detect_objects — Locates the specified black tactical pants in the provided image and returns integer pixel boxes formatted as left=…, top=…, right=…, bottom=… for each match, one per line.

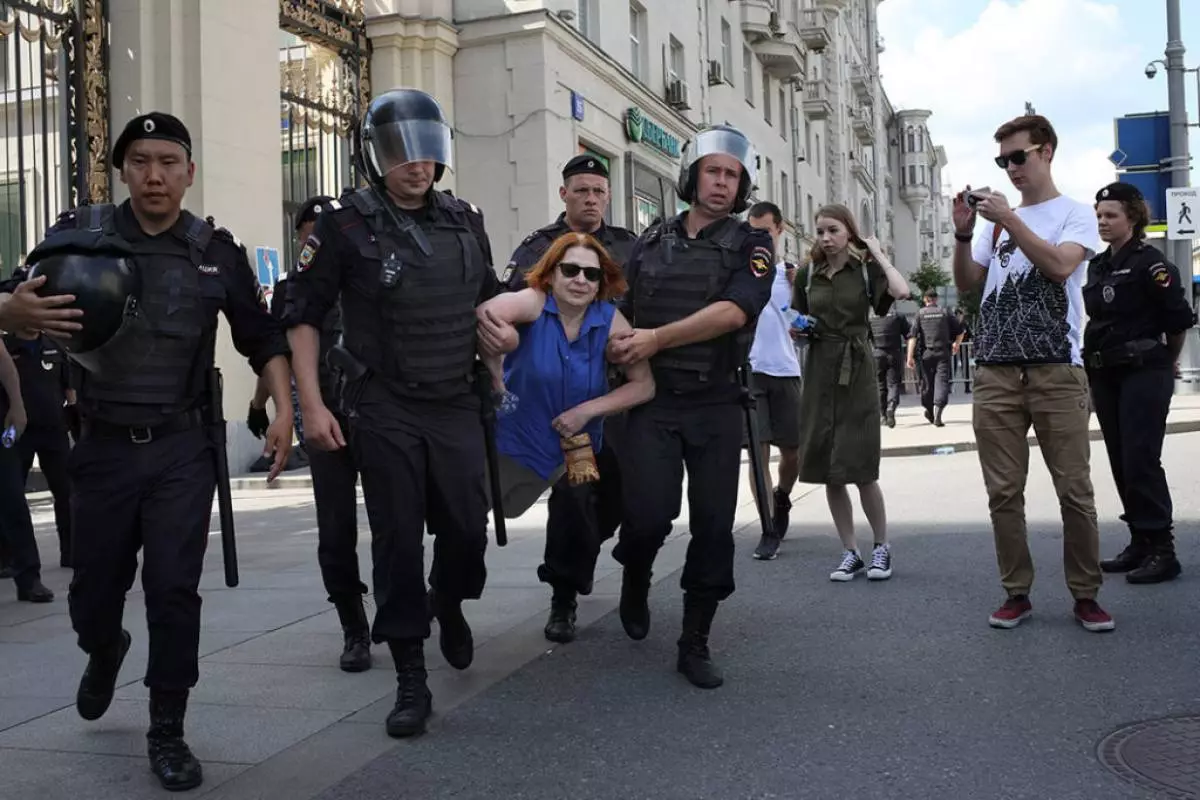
left=68, top=426, right=214, bottom=690
left=538, top=413, right=625, bottom=596
left=308, top=412, right=366, bottom=602
left=920, top=353, right=951, bottom=410
left=614, top=398, right=741, bottom=601
left=875, top=350, right=903, bottom=414
left=18, top=425, right=72, bottom=564
left=1088, top=365, right=1175, bottom=532
left=0, top=440, right=43, bottom=591
left=351, top=380, right=489, bottom=643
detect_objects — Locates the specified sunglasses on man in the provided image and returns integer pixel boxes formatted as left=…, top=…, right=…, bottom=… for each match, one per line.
left=558, top=262, right=602, bottom=283
left=994, top=144, right=1042, bottom=169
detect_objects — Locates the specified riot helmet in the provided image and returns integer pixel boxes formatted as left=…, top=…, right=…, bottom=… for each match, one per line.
left=676, top=124, right=758, bottom=213
left=360, top=89, right=454, bottom=184
left=23, top=248, right=140, bottom=374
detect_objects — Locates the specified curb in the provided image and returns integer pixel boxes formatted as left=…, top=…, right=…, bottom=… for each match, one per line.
left=23, top=420, right=1200, bottom=495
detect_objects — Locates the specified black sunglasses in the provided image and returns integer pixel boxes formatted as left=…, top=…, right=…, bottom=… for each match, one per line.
left=558, top=262, right=602, bottom=283
left=994, top=145, right=1041, bottom=169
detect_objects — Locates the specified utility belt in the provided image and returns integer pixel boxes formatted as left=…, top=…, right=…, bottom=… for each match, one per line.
left=655, top=366, right=738, bottom=395
left=80, top=408, right=206, bottom=444
left=1085, top=338, right=1165, bottom=370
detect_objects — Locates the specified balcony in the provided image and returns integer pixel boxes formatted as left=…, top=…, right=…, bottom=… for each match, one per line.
left=801, top=78, right=833, bottom=121
left=850, top=64, right=874, bottom=103
left=817, top=0, right=850, bottom=10
left=850, top=148, right=875, bottom=192
left=851, top=105, right=874, bottom=144
left=755, top=35, right=804, bottom=79
left=740, top=0, right=776, bottom=43
left=798, top=7, right=832, bottom=52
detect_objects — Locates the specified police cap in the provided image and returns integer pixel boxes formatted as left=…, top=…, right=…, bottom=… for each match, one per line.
left=1096, top=182, right=1143, bottom=205
left=113, top=112, right=193, bottom=169
left=562, top=154, right=609, bottom=182
left=294, top=195, right=335, bottom=231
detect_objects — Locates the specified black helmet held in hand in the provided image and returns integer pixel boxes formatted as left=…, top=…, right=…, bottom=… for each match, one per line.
left=360, top=88, right=454, bottom=184
left=24, top=252, right=140, bottom=370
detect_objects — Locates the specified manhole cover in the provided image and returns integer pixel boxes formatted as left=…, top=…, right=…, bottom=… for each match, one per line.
left=1098, top=716, right=1200, bottom=798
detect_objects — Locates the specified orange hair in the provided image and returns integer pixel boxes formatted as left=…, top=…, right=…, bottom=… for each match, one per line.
left=520, top=231, right=628, bottom=301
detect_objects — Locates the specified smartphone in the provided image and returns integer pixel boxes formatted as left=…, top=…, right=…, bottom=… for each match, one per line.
left=965, top=187, right=992, bottom=208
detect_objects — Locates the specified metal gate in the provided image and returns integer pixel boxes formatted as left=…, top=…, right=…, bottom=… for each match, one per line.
left=0, top=0, right=109, bottom=278
left=278, top=0, right=370, bottom=270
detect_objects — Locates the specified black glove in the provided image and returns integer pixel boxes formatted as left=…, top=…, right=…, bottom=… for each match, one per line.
left=247, top=403, right=270, bottom=438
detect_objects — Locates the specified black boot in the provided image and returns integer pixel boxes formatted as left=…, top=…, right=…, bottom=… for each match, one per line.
left=333, top=596, right=372, bottom=673
left=76, top=629, right=132, bottom=721
left=772, top=488, right=793, bottom=540
left=1101, top=532, right=1149, bottom=573
left=1127, top=530, right=1182, bottom=584
left=885, top=408, right=896, bottom=428
left=676, top=594, right=723, bottom=689
left=385, top=639, right=432, bottom=738
left=924, top=407, right=934, bottom=424
left=147, top=689, right=203, bottom=792
left=933, top=406, right=945, bottom=427
left=619, top=566, right=651, bottom=641
left=429, top=589, right=473, bottom=670
left=544, top=587, right=578, bottom=644
left=16, top=578, right=54, bottom=603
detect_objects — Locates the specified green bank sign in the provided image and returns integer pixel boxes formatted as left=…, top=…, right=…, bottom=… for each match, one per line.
left=625, top=107, right=681, bottom=159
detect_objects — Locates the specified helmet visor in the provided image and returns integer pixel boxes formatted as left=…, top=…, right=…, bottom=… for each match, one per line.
left=684, top=129, right=757, bottom=185
left=363, top=119, right=453, bottom=177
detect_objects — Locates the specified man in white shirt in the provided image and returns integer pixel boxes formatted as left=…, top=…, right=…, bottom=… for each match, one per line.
left=745, top=202, right=803, bottom=562
left=952, top=114, right=1112, bottom=634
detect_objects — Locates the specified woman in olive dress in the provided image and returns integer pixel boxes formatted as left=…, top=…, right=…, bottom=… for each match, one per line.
left=792, top=204, right=910, bottom=582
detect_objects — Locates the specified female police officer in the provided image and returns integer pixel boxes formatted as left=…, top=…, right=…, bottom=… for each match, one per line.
left=1084, top=182, right=1196, bottom=584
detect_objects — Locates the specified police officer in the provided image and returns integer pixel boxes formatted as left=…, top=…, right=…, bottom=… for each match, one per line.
left=870, top=307, right=909, bottom=428
left=502, top=154, right=637, bottom=643
left=4, top=331, right=74, bottom=566
left=283, top=89, right=503, bottom=738
left=608, top=124, right=773, bottom=689
left=15, top=112, right=295, bottom=792
left=1085, top=182, right=1197, bottom=584
left=906, top=288, right=959, bottom=426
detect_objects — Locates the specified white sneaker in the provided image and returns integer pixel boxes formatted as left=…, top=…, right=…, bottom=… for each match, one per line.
left=867, top=543, right=892, bottom=580
left=830, top=550, right=865, bottom=582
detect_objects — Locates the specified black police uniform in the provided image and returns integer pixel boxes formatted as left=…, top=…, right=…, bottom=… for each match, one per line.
left=502, top=156, right=639, bottom=640
left=1084, top=229, right=1196, bottom=583
left=869, top=311, right=909, bottom=425
left=615, top=211, right=773, bottom=683
left=0, top=362, right=51, bottom=601
left=912, top=300, right=956, bottom=424
left=282, top=184, right=501, bottom=723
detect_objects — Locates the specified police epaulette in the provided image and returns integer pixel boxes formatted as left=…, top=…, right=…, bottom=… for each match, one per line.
left=209, top=224, right=243, bottom=250
left=55, top=209, right=78, bottom=224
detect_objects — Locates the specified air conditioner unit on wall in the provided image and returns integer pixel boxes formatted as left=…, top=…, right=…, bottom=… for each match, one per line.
left=707, top=59, right=724, bottom=86
left=667, top=80, right=692, bottom=110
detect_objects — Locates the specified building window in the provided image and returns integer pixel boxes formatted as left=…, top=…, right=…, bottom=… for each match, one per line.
left=577, top=0, right=595, bottom=41
left=920, top=164, right=926, bottom=185
left=779, top=86, right=787, bottom=139
left=764, top=157, right=774, bottom=202
left=815, top=133, right=821, bottom=175
left=743, top=45, right=753, bottom=104
left=668, top=36, right=684, bottom=85
left=908, top=164, right=917, bottom=185
left=807, top=193, right=815, bottom=227
left=780, top=170, right=790, bottom=220
left=907, top=127, right=916, bottom=152
left=630, top=3, right=645, bottom=81
left=720, top=19, right=733, bottom=83
left=805, top=120, right=812, bottom=160
left=762, top=75, right=772, bottom=124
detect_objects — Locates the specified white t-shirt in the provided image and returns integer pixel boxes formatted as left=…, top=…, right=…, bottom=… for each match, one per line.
left=749, top=261, right=802, bottom=378
left=970, top=195, right=1098, bottom=367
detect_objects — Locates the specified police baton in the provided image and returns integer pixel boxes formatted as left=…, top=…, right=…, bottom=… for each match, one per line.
left=738, top=364, right=774, bottom=539
left=207, top=368, right=239, bottom=588
left=473, top=362, right=508, bottom=547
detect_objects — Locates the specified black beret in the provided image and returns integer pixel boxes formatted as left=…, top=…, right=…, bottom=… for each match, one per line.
left=294, top=195, right=335, bottom=230
left=112, top=112, right=192, bottom=169
left=1096, top=182, right=1144, bottom=205
left=562, top=154, right=609, bottom=181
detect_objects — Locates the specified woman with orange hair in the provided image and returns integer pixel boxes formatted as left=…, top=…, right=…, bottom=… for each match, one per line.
left=476, top=231, right=654, bottom=641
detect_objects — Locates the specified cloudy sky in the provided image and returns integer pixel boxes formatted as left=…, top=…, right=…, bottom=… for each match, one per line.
left=877, top=0, right=1200, bottom=208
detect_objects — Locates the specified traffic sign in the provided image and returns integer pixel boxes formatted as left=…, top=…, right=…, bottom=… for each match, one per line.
left=1121, top=170, right=1171, bottom=224
left=1113, top=113, right=1171, bottom=171
left=255, top=246, right=280, bottom=287
left=1108, top=148, right=1127, bottom=168
left=1165, top=187, right=1199, bottom=240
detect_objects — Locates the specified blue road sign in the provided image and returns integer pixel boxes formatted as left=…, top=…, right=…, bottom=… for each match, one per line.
left=1108, top=148, right=1127, bottom=168
left=571, top=91, right=585, bottom=122
left=1113, top=113, right=1171, bottom=170
left=255, top=246, right=280, bottom=287
left=1119, top=170, right=1171, bottom=223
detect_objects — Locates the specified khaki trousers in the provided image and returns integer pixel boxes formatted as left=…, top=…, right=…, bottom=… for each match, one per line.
left=972, top=364, right=1102, bottom=599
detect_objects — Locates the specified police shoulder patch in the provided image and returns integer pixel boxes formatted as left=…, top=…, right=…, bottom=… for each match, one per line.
left=500, top=263, right=516, bottom=285
left=1149, top=263, right=1172, bottom=287
left=297, top=235, right=320, bottom=272
left=749, top=245, right=773, bottom=278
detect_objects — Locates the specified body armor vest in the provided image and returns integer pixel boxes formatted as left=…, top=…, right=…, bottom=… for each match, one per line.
left=520, top=220, right=637, bottom=270
left=870, top=314, right=904, bottom=353
left=339, top=188, right=486, bottom=395
left=65, top=205, right=215, bottom=416
left=632, top=215, right=749, bottom=387
left=915, top=305, right=951, bottom=354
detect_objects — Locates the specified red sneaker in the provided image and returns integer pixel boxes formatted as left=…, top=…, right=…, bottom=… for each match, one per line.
left=1073, top=599, right=1115, bottom=632
left=988, top=595, right=1032, bottom=629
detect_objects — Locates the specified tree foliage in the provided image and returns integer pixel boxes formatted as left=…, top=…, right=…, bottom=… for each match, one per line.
left=908, top=259, right=951, bottom=295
